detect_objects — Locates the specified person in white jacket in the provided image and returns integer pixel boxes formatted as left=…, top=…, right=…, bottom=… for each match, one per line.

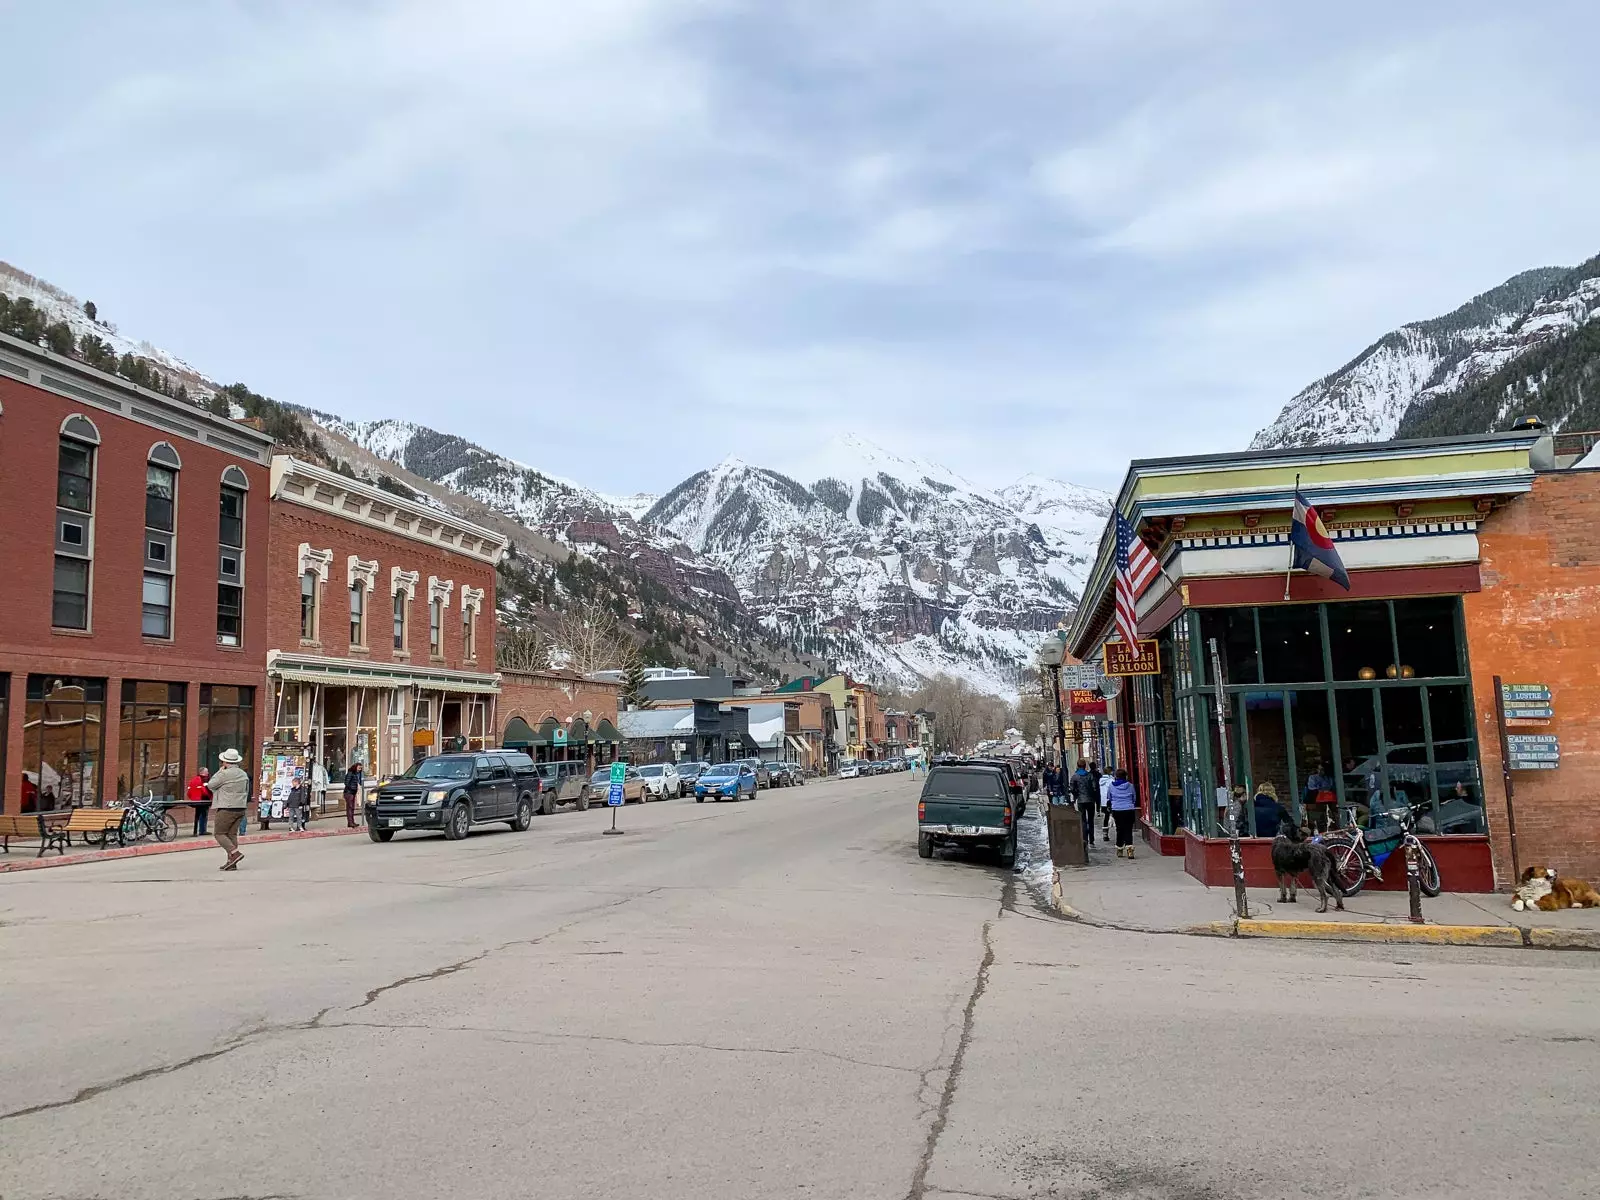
left=1098, top=767, right=1113, bottom=837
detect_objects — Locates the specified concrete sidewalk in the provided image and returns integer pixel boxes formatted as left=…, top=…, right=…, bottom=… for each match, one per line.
left=1038, top=836, right=1600, bottom=949
left=0, top=819, right=364, bottom=874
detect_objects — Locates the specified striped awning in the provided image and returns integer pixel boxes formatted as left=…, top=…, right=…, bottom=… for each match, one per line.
left=785, top=735, right=808, bottom=755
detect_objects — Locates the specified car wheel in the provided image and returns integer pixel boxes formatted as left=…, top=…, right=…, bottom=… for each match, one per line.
left=695, top=793, right=704, bottom=803
left=368, top=826, right=395, bottom=843
left=998, top=833, right=1017, bottom=869
left=577, top=787, right=590, bottom=811
left=539, top=790, right=554, bottom=816
left=918, top=832, right=933, bottom=859
left=511, top=795, right=534, bottom=832
left=444, top=802, right=471, bottom=841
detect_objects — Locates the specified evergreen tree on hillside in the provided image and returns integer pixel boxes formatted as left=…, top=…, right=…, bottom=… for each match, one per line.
left=619, top=650, right=654, bottom=710
left=83, top=300, right=97, bottom=322
left=44, top=322, right=75, bottom=355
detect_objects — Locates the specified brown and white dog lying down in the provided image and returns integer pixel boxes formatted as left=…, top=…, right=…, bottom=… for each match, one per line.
left=1511, top=865, right=1600, bottom=912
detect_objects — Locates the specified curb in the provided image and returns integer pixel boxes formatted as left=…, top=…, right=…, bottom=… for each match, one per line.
left=1047, top=885, right=1600, bottom=951
left=0, top=825, right=366, bottom=875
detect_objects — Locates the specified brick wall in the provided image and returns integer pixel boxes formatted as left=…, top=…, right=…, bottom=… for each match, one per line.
left=268, top=503, right=496, bottom=671
left=0, top=371, right=269, bottom=809
left=1466, top=471, right=1600, bottom=886
left=497, top=671, right=619, bottom=733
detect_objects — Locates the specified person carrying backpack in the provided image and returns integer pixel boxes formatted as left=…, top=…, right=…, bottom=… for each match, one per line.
left=1070, top=760, right=1099, bottom=847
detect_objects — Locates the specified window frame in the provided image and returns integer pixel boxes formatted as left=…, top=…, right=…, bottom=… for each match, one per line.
left=393, top=590, right=408, bottom=653
left=57, top=438, right=96, bottom=514
left=350, top=581, right=367, bottom=648
left=218, top=485, right=245, bottom=549
left=300, top=569, right=319, bottom=642
left=429, top=597, right=444, bottom=656
left=141, top=571, right=173, bottom=639
left=52, top=555, right=91, bottom=631
left=216, top=583, right=243, bottom=647
left=145, top=462, right=177, bottom=534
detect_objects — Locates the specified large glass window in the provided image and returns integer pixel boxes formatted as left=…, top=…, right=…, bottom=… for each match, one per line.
left=393, top=592, right=407, bottom=650
left=119, top=681, right=185, bottom=803
left=141, top=572, right=172, bottom=638
left=145, top=464, right=176, bottom=532
left=57, top=439, right=94, bottom=512
left=52, top=556, right=90, bottom=630
left=1177, top=597, right=1480, bottom=838
left=199, top=685, right=255, bottom=777
left=24, top=675, right=106, bottom=809
left=350, top=584, right=366, bottom=647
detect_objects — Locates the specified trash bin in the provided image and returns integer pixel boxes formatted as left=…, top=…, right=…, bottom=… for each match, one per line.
left=1047, top=800, right=1087, bottom=868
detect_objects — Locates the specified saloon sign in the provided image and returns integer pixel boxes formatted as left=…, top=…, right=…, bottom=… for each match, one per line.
left=1103, top=638, right=1161, bottom=676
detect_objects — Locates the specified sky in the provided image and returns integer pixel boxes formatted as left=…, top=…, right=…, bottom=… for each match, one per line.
left=3, top=0, right=1598, bottom=495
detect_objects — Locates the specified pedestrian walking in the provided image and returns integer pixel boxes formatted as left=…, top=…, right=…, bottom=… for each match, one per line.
left=1108, top=768, right=1138, bottom=858
left=1070, top=760, right=1098, bottom=847
left=343, top=763, right=363, bottom=829
left=285, top=775, right=309, bottom=832
left=209, top=748, right=251, bottom=871
left=1042, top=762, right=1061, bottom=805
left=1098, top=766, right=1113, bottom=836
left=185, top=766, right=212, bottom=836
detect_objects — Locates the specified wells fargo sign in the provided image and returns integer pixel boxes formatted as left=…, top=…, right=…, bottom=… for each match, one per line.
left=1103, top=638, right=1161, bottom=676
left=1067, top=689, right=1107, bottom=716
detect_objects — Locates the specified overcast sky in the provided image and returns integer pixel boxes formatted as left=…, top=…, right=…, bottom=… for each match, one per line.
left=4, top=1, right=1597, bottom=495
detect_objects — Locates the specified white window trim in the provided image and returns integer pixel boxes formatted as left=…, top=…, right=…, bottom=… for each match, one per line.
left=391, top=567, right=419, bottom=599
left=348, top=555, right=379, bottom=591
left=427, top=575, right=455, bottom=607
left=298, top=543, right=333, bottom=581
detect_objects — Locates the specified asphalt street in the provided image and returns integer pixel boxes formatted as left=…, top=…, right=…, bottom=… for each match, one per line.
left=2, top=773, right=1597, bottom=1200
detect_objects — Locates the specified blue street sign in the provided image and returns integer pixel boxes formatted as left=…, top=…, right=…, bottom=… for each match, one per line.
left=1507, top=734, right=1559, bottom=746
left=607, top=782, right=625, bottom=807
left=1501, top=683, right=1552, bottom=700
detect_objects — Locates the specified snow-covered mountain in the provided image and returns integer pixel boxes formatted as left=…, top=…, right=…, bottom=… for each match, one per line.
left=1252, top=262, right=1599, bottom=448
left=645, top=437, right=1110, bottom=699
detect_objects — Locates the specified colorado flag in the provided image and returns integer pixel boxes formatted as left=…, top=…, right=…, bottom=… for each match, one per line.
left=1290, top=490, right=1350, bottom=589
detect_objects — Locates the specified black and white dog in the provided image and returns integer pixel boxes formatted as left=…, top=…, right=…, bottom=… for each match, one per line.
left=1271, top=816, right=1345, bottom=913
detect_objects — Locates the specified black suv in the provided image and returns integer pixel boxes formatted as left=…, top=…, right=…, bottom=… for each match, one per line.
left=366, top=751, right=540, bottom=842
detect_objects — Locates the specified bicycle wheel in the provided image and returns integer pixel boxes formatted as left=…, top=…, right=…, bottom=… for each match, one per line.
left=120, top=811, right=150, bottom=846
left=157, top=811, right=179, bottom=842
left=1415, top=843, right=1442, bottom=897
left=1325, top=837, right=1367, bottom=897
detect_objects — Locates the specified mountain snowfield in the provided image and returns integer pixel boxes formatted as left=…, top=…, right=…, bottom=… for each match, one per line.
left=1253, top=260, right=1600, bottom=448
left=644, top=437, right=1109, bottom=698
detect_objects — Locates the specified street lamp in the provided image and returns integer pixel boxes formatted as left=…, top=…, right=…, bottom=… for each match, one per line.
left=1037, top=633, right=1085, bottom=868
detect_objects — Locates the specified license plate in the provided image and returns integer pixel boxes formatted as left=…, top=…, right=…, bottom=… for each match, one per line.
left=388, top=818, right=404, bottom=828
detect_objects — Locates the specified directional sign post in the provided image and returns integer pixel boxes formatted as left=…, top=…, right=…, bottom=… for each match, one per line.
left=603, top=761, right=627, bottom=836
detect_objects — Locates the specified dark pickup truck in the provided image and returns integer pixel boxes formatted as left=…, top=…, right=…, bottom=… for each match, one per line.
left=917, top=763, right=1018, bottom=866
left=366, top=751, right=539, bottom=842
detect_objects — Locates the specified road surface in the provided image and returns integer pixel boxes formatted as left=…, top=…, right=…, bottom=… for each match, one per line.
left=2, top=772, right=1597, bottom=1199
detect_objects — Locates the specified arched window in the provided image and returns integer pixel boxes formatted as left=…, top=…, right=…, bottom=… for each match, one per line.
left=146, top=445, right=179, bottom=534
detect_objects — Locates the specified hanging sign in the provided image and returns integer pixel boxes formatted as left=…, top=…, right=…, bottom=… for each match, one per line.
left=553, top=725, right=568, bottom=745
left=1067, top=688, right=1107, bottom=716
left=1061, top=663, right=1104, bottom=690
left=1103, top=639, right=1161, bottom=676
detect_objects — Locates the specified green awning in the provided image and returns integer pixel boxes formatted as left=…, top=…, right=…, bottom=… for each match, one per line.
left=568, top=716, right=591, bottom=744
left=592, top=717, right=620, bottom=744
left=503, top=717, right=537, bottom=748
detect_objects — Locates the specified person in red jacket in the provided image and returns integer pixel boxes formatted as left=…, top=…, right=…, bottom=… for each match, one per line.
left=185, top=767, right=212, bottom=836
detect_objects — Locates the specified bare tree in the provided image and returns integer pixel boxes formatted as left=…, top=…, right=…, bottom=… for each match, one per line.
left=551, top=600, right=623, bottom=676
left=497, top=625, right=552, bottom=673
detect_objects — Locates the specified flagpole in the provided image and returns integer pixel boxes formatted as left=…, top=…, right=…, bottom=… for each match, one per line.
left=1283, top=472, right=1299, bottom=601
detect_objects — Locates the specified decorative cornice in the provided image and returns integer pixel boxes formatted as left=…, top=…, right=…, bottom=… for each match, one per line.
left=460, top=584, right=485, bottom=614
left=270, top=456, right=507, bottom=564
left=391, top=567, right=419, bottom=599
left=298, top=543, right=333, bottom=581
left=347, top=555, right=379, bottom=591
left=428, top=575, right=456, bottom=607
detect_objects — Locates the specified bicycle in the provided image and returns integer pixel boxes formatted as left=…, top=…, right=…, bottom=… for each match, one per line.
left=82, top=792, right=180, bottom=847
left=1318, top=806, right=1440, bottom=898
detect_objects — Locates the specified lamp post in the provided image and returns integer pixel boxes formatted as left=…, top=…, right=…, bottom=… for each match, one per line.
left=1038, top=634, right=1086, bottom=868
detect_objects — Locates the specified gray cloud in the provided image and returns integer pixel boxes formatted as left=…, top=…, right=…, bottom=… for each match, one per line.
left=4, top=1, right=1596, bottom=494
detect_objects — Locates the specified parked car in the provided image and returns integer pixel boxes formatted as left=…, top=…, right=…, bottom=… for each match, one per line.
left=636, top=762, right=683, bottom=799
left=741, top=757, right=773, bottom=790
left=676, top=761, right=711, bottom=785
left=766, top=762, right=791, bottom=787
left=366, top=751, right=539, bottom=842
left=532, top=759, right=592, bottom=813
left=917, top=762, right=1018, bottom=866
left=589, top=765, right=647, bottom=804
left=695, top=762, right=758, bottom=801
left=772, top=761, right=805, bottom=786
left=839, top=760, right=861, bottom=779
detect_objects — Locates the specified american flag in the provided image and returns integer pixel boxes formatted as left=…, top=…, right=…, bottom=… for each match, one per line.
left=1113, top=512, right=1160, bottom=646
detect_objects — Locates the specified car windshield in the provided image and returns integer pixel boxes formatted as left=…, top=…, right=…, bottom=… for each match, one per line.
left=405, top=758, right=473, bottom=781
left=590, top=770, right=616, bottom=783
left=703, top=765, right=739, bottom=779
left=925, top=769, right=1007, bottom=800
left=637, top=765, right=665, bottom=776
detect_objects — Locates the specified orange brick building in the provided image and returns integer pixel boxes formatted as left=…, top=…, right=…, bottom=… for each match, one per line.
left=1466, top=469, right=1600, bottom=885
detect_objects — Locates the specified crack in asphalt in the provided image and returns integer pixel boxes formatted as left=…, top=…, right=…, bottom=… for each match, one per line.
left=327, top=1017, right=918, bottom=1073
left=0, top=889, right=657, bottom=1125
left=906, top=918, right=996, bottom=1200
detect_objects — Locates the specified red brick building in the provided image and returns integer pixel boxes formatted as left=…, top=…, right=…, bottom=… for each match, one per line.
left=1466, top=468, right=1600, bottom=885
left=497, top=669, right=622, bottom=769
left=0, top=331, right=274, bottom=812
left=265, top=457, right=505, bottom=788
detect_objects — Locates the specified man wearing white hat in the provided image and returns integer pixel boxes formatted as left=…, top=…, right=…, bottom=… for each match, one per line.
left=209, top=748, right=251, bottom=871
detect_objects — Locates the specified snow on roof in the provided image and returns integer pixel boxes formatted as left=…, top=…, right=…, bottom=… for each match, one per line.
left=617, top=709, right=696, bottom=739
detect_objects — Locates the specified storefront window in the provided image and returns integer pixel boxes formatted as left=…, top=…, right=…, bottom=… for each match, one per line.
left=199, top=684, right=256, bottom=776
left=24, top=675, right=106, bottom=809
left=1174, top=598, right=1481, bottom=838
left=119, top=681, right=185, bottom=802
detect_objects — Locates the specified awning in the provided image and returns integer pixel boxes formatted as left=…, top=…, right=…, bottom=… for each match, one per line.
left=592, top=717, right=621, bottom=744
left=503, top=717, right=537, bottom=748
left=267, top=651, right=500, bottom=695
left=785, top=735, right=808, bottom=755
left=568, top=716, right=591, bottom=744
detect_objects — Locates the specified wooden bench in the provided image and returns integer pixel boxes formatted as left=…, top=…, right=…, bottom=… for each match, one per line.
left=61, top=807, right=129, bottom=852
left=0, top=811, right=74, bottom=856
